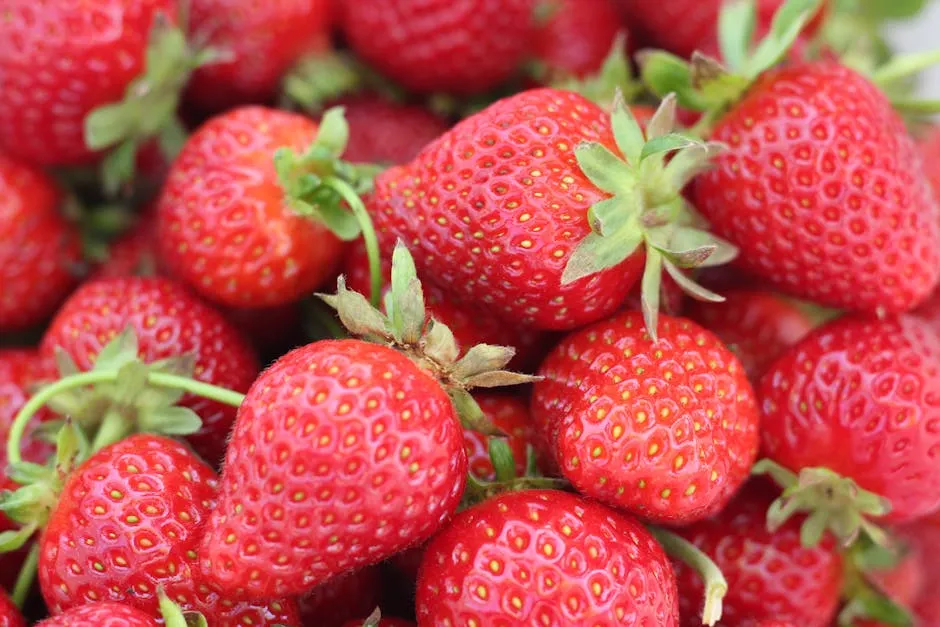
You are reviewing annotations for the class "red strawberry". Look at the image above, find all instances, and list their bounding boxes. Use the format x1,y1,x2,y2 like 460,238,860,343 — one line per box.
340,0,537,95
39,434,299,625
0,153,81,331
199,339,467,599
672,483,843,627
902,513,940,624
92,211,159,279
532,310,759,524
343,239,544,369
332,95,449,165
0,589,24,627
342,619,414,627
532,0,625,80
759,315,940,534
756,621,797,627
186,0,332,111
40,276,259,465
36,602,159,627
914,288,940,337
920,125,940,201
687,291,813,381
368,88,728,332
463,393,540,480
298,566,383,627
416,489,680,625
853,545,924,627
156,106,347,308
693,61,940,314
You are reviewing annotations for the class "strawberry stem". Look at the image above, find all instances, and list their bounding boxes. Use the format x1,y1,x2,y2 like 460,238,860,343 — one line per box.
650,527,727,626
322,175,383,307
11,542,38,607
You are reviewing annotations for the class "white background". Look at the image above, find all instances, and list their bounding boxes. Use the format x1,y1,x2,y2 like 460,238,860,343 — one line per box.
885,0,940,98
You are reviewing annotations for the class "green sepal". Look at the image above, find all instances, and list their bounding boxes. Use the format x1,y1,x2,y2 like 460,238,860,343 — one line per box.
889,98,940,116
550,33,643,107
449,389,504,437
744,0,823,79
663,260,725,303
422,319,460,366
487,438,517,483
637,50,710,112
317,276,393,341
451,345,515,381
284,52,366,113
859,0,928,20
360,608,383,627
562,229,644,284
54,419,88,474
640,133,700,162
0,526,36,553
159,588,208,627
719,0,758,73
576,142,635,195
138,406,203,436
388,241,426,345
93,327,139,372
5,463,49,487
690,53,751,107
610,91,646,165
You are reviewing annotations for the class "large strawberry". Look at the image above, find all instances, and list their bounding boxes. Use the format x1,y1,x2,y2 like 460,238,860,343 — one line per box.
156,106,375,309
198,244,537,599
415,489,680,625
921,124,940,200
368,88,732,333
532,310,759,524
532,0,625,81
40,276,258,465
687,291,813,381
39,434,299,625
672,482,843,627
185,0,332,111
35,603,159,627
0,587,24,627
0,153,81,332
340,0,537,95
298,566,383,627
757,314,940,544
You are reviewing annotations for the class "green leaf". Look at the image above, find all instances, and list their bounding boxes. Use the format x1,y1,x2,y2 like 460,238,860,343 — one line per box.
295,186,363,241
575,142,634,194
487,438,517,482
691,53,750,105
860,0,928,19
587,196,638,237
637,50,709,111
84,102,138,151
461,370,541,388
745,0,822,78
562,229,644,284
5,462,50,487
0,526,34,553
663,142,725,190
718,0,757,73
451,345,516,381
423,319,460,366
663,227,739,268
664,260,726,302
448,389,505,436
360,608,383,627
889,97,940,116
94,327,140,372
389,242,426,345
639,133,700,162
644,94,677,140
312,107,351,158
318,277,392,340
54,348,81,378
640,248,664,340
609,91,646,166
157,115,188,163
138,406,203,436
55,419,88,473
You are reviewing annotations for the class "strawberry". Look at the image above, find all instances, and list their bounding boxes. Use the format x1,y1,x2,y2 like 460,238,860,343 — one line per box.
156,106,364,309
463,393,539,480
757,314,940,543
198,243,537,599
692,61,940,314
902,514,940,624
920,124,940,200
342,619,414,627
40,276,259,465
532,310,759,524
92,210,159,279
914,288,940,337
415,489,680,625
756,622,797,627
35,603,159,627
368,88,732,333
39,434,299,625
0,153,81,331
0,589,24,627
672,482,843,627
339,0,537,95
185,0,332,111
298,566,383,627
532,0,626,80
687,291,813,381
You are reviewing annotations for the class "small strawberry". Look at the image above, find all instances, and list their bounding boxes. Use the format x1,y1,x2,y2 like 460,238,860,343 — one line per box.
368,88,733,333
35,602,159,627
198,243,537,599
0,153,82,332
757,314,940,545
0,589,24,627
299,566,383,627
340,0,537,95
672,482,843,627
532,0,626,81
919,124,940,200
156,106,376,308
39,434,299,625
687,291,813,381
415,489,680,625
463,393,539,481
532,310,759,524
40,276,259,465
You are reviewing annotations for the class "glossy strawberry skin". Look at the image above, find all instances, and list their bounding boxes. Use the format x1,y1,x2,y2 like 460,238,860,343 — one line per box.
673,483,843,627
464,393,538,480
533,0,624,79
343,239,544,369
687,291,813,381
533,311,759,524
199,339,467,600
299,566,382,627
902,513,940,624
915,288,940,337
186,0,332,111
341,620,414,627
36,602,158,627
368,88,645,331
340,0,536,95
693,62,940,314
40,276,259,466
157,106,345,308
416,490,679,626
0,588,24,627
332,95,449,165
0,0,176,166
921,125,940,201
760,315,940,522
39,435,298,626
0,153,81,331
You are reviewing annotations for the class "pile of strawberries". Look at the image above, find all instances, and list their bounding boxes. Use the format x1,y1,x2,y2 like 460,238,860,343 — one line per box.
2,0,940,625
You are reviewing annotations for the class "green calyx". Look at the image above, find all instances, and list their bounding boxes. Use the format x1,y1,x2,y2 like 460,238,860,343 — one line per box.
85,11,221,195
562,91,736,339
547,33,644,108
837,536,915,627
284,51,367,113
649,528,728,626
753,459,892,548
319,241,541,434
159,588,208,627
462,441,567,507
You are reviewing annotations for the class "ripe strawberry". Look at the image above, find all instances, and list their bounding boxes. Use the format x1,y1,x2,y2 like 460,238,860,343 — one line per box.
36,602,158,627
332,95,449,165
156,106,348,308
914,288,940,337
92,210,159,279
368,88,730,332
298,566,383,627
39,434,299,625
920,125,940,200
40,276,259,465
756,622,797,627
852,545,924,627
759,314,940,535
687,291,813,381
0,589,24,627
693,61,940,314
532,0,625,80
0,153,81,331
672,483,843,627
342,619,414,627
340,0,537,95
902,513,940,624
185,0,332,111
463,393,539,480
532,310,759,524
416,489,680,625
